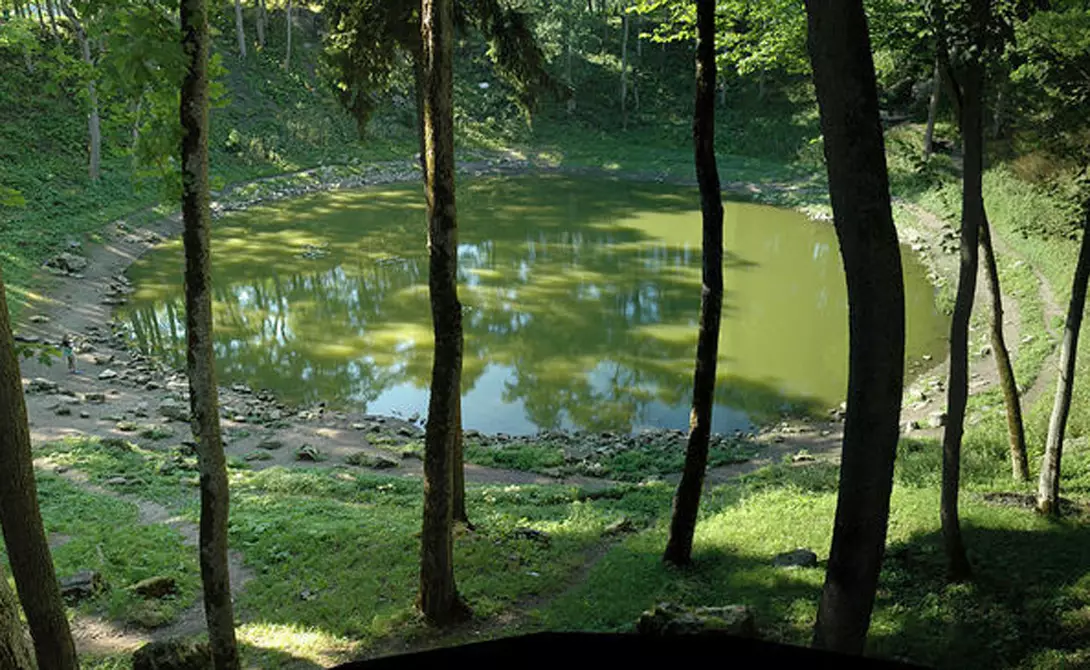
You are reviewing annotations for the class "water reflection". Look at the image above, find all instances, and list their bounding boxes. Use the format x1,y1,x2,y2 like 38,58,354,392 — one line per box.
122,175,949,435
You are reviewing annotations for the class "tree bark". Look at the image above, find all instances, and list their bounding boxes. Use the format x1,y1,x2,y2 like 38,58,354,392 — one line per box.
923,56,941,159
1037,205,1090,515
180,0,241,665
283,0,292,69
418,0,470,627
61,4,100,183
0,569,35,670
452,399,470,525
45,0,60,43
979,215,1029,480
255,0,265,48
661,0,722,568
620,7,629,129
805,0,906,654
0,268,79,669
233,0,246,57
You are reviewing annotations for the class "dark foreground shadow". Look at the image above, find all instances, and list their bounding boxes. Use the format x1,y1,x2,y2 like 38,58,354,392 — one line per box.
330,632,928,669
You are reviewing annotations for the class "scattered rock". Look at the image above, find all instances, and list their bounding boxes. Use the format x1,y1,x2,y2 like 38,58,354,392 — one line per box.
29,315,49,323
510,527,551,546
104,476,128,486
98,369,119,380
92,354,114,366
244,450,273,462
59,570,106,603
790,451,815,463
27,378,59,394
345,452,399,469
132,639,212,670
158,399,190,422
603,517,637,536
295,444,322,461
116,420,138,432
44,252,89,274
928,411,947,429
79,411,91,418
85,392,106,404
636,602,756,637
772,548,818,568
132,576,177,599
257,438,284,451
54,406,72,416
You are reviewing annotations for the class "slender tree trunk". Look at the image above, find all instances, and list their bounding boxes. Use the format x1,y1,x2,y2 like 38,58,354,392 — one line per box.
923,56,941,159
661,0,722,567
45,0,60,43
418,0,470,627
940,1,989,582
0,569,35,670
413,53,426,165
255,0,265,48
233,0,246,57
805,0,906,654
62,4,100,183
0,267,79,669
180,0,241,665
282,0,292,69
979,215,1029,480
1037,205,1090,515
452,399,470,526
620,7,629,130
34,0,44,30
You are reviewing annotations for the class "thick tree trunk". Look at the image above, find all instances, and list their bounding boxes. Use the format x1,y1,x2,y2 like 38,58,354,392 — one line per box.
282,0,292,69
923,56,941,159
940,8,988,582
180,0,241,665
418,0,470,627
255,0,265,48
1037,206,1090,515
0,268,79,669
0,570,35,670
661,0,722,567
62,5,101,183
805,0,906,654
979,215,1029,480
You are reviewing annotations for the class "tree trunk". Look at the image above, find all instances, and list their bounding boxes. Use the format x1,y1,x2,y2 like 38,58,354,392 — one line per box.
452,399,470,526
45,0,60,43
940,2,988,582
979,215,1029,480
620,7,629,129
255,0,265,48
180,0,241,664
34,0,44,30
1037,205,1090,515
282,0,292,69
418,0,470,627
805,0,906,654
661,0,722,567
62,4,101,183
0,570,35,670
0,268,79,669
233,0,246,57
923,56,941,159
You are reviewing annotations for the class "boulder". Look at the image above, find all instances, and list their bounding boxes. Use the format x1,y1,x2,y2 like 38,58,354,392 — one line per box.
928,411,948,429
636,603,756,637
27,378,59,394
158,399,190,422
98,369,119,380
295,444,321,461
59,570,106,603
132,576,177,599
132,639,212,670
772,548,818,568
345,452,399,469
85,392,106,404
45,252,89,274
257,438,284,451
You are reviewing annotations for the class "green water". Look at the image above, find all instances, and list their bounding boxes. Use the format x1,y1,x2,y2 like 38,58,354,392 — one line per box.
122,175,948,435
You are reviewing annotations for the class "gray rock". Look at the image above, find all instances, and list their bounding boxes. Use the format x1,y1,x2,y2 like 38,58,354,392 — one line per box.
510,527,551,546
345,452,399,469
295,444,321,461
772,548,818,568
54,406,72,416
104,476,128,486
636,602,756,637
45,252,89,274
928,411,948,429
59,570,105,603
28,378,59,394
257,439,284,451
132,639,212,670
79,411,91,418
98,369,119,380
158,399,190,422
85,392,106,404
132,576,177,599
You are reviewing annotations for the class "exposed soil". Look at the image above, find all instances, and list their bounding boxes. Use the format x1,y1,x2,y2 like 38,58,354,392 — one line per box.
9,157,1063,660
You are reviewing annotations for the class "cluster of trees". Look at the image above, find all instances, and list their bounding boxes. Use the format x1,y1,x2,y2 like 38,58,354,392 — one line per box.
2,0,1090,667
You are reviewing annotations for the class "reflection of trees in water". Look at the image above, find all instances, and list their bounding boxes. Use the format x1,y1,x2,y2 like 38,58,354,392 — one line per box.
123,176,846,431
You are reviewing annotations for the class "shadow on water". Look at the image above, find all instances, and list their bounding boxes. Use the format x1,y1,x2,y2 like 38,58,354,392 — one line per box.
121,174,948,434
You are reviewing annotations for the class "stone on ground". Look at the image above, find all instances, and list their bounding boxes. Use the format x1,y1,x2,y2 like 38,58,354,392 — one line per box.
772,548,818,568
636,602,756,637
132,639,212,670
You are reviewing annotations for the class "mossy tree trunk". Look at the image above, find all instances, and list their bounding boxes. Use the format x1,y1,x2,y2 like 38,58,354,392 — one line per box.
661,0,722,567
418,0,471,627
0,268,79,669
180,0,241,664
805,0,906,654
233,0,246,56
0,569,35,670
1038,205,1090,515
283,0,292,69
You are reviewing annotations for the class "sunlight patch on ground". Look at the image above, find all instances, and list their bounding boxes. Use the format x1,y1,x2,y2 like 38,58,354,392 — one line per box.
238,621,361,667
